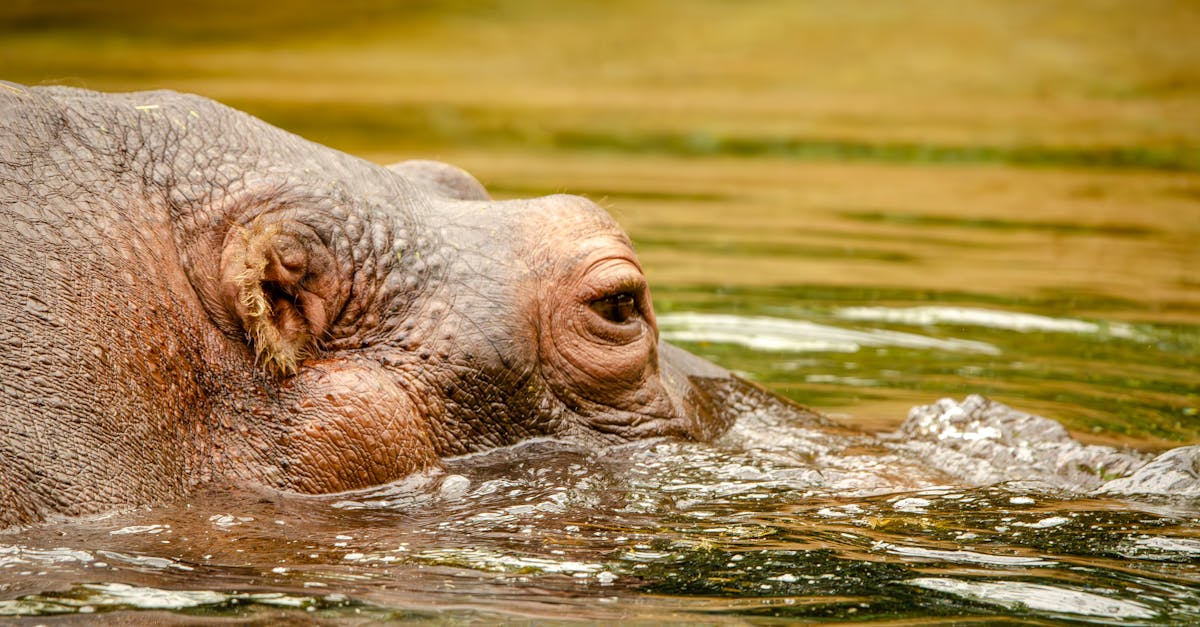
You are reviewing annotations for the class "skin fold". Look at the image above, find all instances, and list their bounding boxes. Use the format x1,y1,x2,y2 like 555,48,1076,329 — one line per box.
0,82,772,528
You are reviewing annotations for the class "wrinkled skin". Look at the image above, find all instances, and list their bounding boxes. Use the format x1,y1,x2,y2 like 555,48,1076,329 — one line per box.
0,83,750,528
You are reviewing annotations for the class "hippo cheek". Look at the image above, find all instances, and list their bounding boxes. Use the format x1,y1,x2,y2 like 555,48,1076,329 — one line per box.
652,341,743,441
276,361,439,493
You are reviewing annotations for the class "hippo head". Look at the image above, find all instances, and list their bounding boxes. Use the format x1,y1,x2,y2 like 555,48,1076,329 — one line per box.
0,84,804,527
115,93,745,493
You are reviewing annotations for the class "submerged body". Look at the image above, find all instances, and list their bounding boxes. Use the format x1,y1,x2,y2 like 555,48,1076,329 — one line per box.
0,83,743,528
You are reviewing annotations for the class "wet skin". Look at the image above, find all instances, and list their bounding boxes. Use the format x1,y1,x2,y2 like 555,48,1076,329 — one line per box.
0,83,748,528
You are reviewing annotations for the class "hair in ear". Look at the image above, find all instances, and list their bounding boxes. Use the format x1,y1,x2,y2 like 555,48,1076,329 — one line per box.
225,223,317,376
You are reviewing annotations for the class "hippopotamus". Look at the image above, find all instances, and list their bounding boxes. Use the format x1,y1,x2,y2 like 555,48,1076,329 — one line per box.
0,82,753,528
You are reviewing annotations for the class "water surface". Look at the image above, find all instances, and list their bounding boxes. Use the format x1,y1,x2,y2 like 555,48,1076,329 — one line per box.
2,0,1198,622
3,406,1198,623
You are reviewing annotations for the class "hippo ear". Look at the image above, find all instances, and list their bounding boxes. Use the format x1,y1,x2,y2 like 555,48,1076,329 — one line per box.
387,160,490,201
218,219,343,376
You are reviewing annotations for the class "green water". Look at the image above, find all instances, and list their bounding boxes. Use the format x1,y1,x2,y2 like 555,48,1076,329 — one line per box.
2,0,1199,622
653,289,1199,443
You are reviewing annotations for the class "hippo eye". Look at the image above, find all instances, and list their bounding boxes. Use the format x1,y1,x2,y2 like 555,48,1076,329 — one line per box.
590,292,639,325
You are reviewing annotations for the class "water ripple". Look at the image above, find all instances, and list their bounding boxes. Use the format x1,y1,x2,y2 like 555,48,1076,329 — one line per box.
658,312,999,354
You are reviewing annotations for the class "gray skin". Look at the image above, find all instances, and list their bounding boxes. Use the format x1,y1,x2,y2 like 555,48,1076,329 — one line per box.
0,83,774,528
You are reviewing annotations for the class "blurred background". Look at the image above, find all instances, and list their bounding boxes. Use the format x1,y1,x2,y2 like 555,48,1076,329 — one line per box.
3,0,1198,446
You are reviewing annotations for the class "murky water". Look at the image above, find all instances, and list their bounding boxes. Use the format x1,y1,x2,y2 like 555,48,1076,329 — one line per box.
3,0,1199,622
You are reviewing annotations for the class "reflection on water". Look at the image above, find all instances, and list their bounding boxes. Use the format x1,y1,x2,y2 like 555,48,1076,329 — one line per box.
659,311,1000,354
657,296,1198,447
835,306,1147,339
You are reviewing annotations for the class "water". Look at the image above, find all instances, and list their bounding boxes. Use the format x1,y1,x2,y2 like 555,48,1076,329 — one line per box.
2,405,1198,622
3,0,1199,622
